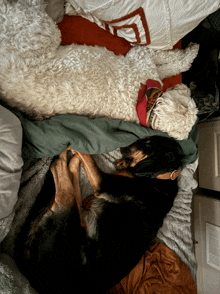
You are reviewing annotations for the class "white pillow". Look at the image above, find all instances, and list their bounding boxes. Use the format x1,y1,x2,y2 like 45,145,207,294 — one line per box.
65,0,220,49
0,106,23,219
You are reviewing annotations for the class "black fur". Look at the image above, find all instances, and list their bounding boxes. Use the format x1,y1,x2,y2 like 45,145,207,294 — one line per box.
13,136,184,294
125,136,184,178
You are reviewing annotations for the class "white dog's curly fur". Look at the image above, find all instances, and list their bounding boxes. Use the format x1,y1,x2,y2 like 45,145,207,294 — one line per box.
150,84,198,140
0,0,199,140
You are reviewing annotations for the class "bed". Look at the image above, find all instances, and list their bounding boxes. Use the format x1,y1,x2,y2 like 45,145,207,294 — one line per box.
0,1,209,292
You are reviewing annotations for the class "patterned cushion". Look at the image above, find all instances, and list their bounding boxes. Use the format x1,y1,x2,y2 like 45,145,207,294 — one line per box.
65,0,219,49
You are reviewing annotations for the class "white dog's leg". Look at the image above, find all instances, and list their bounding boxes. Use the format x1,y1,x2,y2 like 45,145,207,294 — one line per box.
151,43,199,80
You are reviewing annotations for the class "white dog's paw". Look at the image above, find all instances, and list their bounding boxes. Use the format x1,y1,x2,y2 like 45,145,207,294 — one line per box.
185,42,200,57
184,43,200,63
178,43,199,73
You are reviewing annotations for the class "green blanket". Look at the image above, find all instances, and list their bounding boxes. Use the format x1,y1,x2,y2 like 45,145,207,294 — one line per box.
13,111,199,168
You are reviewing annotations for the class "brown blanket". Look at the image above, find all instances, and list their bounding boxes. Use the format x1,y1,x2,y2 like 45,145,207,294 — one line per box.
108,241,197,294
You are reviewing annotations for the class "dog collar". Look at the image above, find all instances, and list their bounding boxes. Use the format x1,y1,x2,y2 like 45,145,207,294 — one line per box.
156,169,181,180
136,79,163,127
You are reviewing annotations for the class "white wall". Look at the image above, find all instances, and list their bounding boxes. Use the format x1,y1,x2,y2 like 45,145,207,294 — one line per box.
193,194,220,294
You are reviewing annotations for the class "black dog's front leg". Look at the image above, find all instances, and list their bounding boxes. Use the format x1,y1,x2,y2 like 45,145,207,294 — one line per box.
69,150,103,197
50,148,86,227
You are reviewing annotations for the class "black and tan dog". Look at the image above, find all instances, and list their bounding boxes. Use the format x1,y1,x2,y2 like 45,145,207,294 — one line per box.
13,136,184,294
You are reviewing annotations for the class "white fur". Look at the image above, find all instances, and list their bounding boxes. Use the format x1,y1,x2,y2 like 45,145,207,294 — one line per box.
0,0,199,139
150,84,198,140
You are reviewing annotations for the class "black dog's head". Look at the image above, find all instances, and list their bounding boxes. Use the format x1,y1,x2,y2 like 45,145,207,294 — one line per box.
116,136,184,178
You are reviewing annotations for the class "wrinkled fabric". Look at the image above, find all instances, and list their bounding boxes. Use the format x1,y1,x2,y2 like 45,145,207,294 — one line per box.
12,109,199,170
156,160,198,281
0,106,23,220
108,241,197,294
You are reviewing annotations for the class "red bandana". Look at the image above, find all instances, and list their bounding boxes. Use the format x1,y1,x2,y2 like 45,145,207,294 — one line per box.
136,79,163,127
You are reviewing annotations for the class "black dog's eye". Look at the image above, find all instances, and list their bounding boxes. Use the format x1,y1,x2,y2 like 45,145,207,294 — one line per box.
125,157,133,166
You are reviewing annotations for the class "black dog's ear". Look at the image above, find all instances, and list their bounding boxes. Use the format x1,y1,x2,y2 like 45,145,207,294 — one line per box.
163,151,176,164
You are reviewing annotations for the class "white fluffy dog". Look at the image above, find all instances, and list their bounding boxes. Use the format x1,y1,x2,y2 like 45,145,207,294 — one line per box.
0,1,199,140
